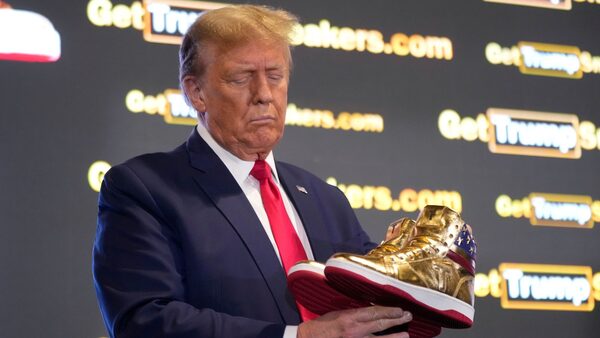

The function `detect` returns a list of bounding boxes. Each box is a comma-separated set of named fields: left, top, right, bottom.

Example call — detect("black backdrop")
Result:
left=1, top=0, right=599, bottom=337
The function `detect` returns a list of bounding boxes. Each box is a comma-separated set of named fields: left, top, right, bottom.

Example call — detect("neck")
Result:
left=198, top=116, right=273, bottom=161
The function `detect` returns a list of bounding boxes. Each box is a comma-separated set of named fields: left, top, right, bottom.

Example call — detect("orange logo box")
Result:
left=487, top=108, right=581, bottom=159
left=163, top=89, right=197, bottom=125
left=517, top=41, right=582, bottom=79
left=143, top=0, right=227, bottom=45
left=499, top=263, right=594, bottom=311
left=529, top=192, right=594, bottom=229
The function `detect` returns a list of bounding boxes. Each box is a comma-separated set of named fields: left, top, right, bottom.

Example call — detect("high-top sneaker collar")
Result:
left=410, top=206, right=477, bottom=276
left=448, top=223, right=477, bottom=275
left=396, top=206, right=476, bottom=275
left=402, top=206, right=461, bottom=248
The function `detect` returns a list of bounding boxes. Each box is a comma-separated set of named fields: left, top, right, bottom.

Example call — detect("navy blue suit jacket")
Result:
left=93, top=129, right=375, bottom=338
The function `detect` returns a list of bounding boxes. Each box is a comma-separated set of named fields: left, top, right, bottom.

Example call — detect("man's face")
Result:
left=189, top=40, right=290, bottom=160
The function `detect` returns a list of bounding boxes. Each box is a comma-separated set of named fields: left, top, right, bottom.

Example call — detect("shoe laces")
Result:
left=392, top=232, right=449, bottom=263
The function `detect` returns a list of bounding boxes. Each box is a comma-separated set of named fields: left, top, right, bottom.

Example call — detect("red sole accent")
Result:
left=408, top=318, right=442, bottom=338
left=324, top=266, right=473, bottom=329
left=288, top=269, right=370, bottom=314
left=447, top=250, right=475, bottom=275
left=289, top=268, right=442, bottom=337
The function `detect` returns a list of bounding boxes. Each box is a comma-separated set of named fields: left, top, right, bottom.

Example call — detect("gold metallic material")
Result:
left=369, top=218, right=416, bottom=256
left=332, top=205, right=475, bottom=306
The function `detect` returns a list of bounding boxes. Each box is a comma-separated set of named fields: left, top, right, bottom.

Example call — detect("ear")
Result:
left=182, top=75, right=206, bottom=112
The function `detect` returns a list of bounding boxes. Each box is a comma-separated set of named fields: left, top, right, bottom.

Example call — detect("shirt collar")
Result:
left=196, top=122, right=280, bottom=186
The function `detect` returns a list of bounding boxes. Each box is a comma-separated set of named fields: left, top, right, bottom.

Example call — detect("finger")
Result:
left=385, top=225, right=395, bottom=241
left=363, top=312, right=412, bottom=333
left=354, top=306, right=408, bottom=322
left=382, top=332, right=409, bottom=338
left=388, top=219, right=404, bottom=236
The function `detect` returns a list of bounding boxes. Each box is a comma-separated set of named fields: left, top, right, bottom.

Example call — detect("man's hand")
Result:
left=385, top=219, right=414, bottom=241
left=297, top=306, right=412, bottom=338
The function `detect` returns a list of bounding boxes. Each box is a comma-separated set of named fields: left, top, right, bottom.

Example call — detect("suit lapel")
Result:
left=277, top=164, right=335, bottom=262
left=185, top=130, right=300, bottom=324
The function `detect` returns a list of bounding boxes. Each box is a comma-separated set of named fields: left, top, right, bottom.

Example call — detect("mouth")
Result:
left=250, top=115, right=276, bottom=124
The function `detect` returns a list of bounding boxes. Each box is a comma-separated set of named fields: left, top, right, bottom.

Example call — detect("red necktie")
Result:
left=250, top=160, right=317, bottom=321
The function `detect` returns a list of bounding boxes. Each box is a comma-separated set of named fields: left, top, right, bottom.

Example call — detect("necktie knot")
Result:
left=250, top=160, right=271, bottom=182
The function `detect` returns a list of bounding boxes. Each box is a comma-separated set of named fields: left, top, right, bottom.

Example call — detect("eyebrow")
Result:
left=229, top=61, right=287, bottom=71
left=224, top=64, right=287, bottom=78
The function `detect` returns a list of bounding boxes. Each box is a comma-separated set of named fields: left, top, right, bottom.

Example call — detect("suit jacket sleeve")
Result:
left=92, top=164, right=285, bottom=338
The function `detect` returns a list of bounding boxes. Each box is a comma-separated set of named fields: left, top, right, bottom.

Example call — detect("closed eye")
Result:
left=229, top=76, right=250, bottom=85
left=267, top=72, right=285, bottom=82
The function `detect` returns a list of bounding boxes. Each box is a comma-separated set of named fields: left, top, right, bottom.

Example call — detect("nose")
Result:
left=252, top=73, right=273, bottom=105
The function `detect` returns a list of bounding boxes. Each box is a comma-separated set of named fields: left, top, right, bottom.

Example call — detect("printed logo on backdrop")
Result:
left=126, top=89, right=385, bottom=133
left=495, top=193, right=599, bottom=229
left=474, top=265, right=600, bottom=312
left=499, top=263, right=595, bottom=311
left=487, top=108, right=581, bottom=159
left=518, top=42, right=582, bottom=79
left=163, top=89, right=199, bottom=124
left=0, top=1, right=61, bottom=62
left=86, top=0, right=454, bottom=61
left=438, top=108, right=600, bottom=159
left=485, top=41, right=600, bottom=79
left=86, top=0, right=222, bottom=31
left=88, top=161, right=112, bottom=192
left=289, top=20, right=453, bottom=60
left=326, top=177, right=463, bottom=213
left=529, top=193, right=594, bottom=228
left=126, top=89, right=198, bottom=125
left=143, top=0, right=226, bottom=44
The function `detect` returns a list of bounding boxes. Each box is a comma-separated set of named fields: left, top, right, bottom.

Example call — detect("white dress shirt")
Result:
left=196, top=123, right=313, bottom=338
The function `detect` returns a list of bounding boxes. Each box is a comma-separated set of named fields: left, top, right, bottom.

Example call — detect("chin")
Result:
left=249, top=133, right=282, bottom=152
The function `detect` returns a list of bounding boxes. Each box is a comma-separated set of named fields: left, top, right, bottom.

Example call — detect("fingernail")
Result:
left=403, top=311, right=412, bottom=321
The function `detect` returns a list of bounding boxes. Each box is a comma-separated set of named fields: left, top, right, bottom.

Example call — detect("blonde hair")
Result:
left=179, top=5, right=298, bottom=85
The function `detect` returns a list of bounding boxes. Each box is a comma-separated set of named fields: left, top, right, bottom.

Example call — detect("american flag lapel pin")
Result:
left=296, top=185, right=308, bottom=194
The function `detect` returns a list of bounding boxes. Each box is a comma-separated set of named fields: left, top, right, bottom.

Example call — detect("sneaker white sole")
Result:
left=288, top=261, right=443, bottom=337
left=325, top=257, right=474, bottom=328
left=288, top=261, right=369, bottom=315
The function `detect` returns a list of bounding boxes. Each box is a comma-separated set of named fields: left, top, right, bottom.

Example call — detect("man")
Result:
left=93, top=5, right=412, bottom=338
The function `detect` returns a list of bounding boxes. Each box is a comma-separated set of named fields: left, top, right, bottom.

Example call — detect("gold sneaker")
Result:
left=288, top=218, right=416, bottom=315
left=324, top=205, right=477, bottom=329
left=288, top=218, right=442, bottom=337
